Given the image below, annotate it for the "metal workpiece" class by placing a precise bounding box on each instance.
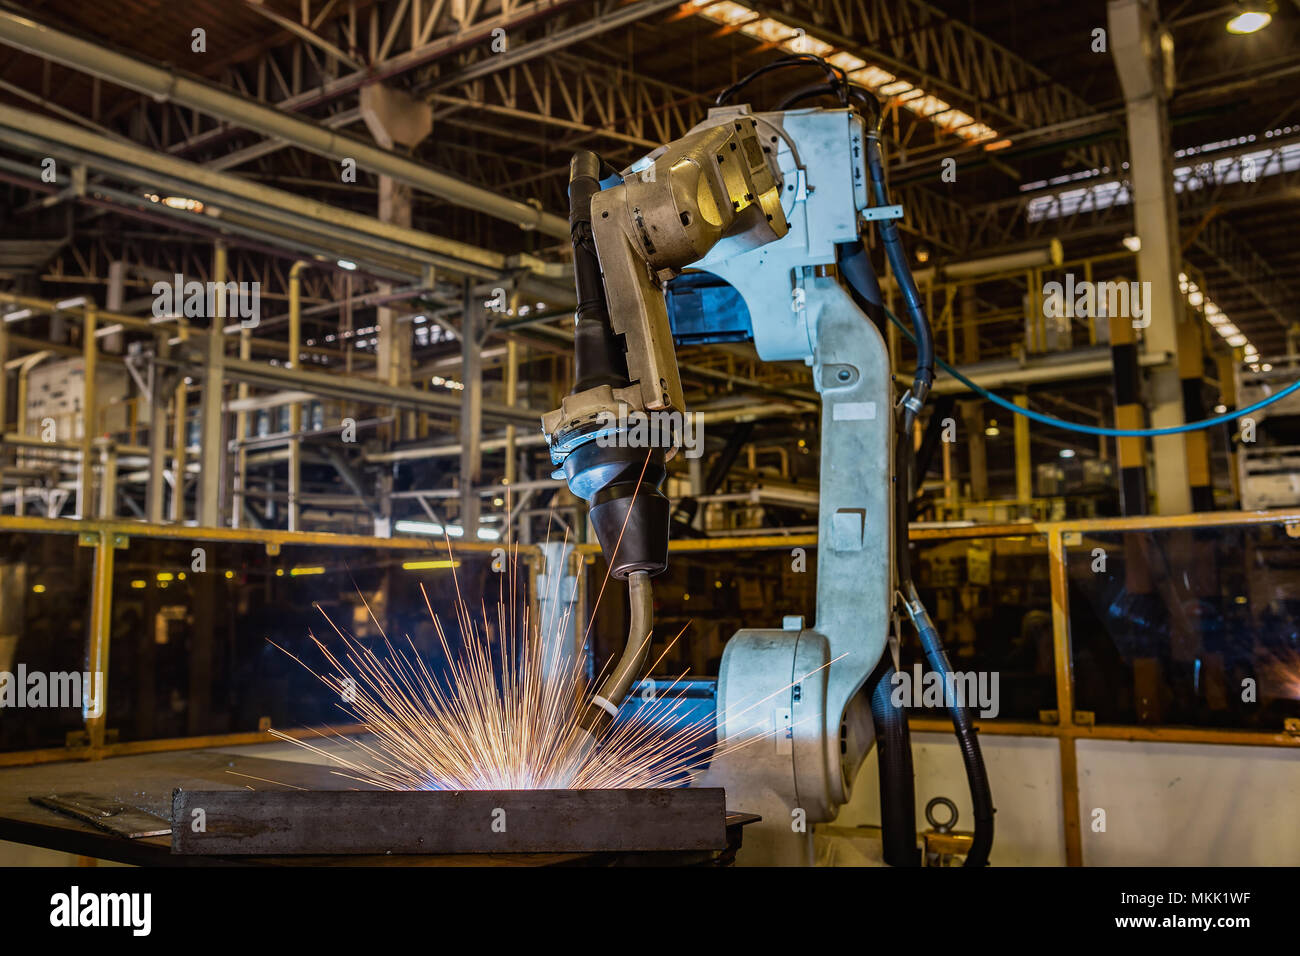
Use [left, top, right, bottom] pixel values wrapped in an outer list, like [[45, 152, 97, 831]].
[[172, 787, 728, 855]]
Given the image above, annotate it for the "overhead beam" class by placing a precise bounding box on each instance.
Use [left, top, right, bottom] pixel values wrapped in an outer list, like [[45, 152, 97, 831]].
[[0, 9, 569, 238]]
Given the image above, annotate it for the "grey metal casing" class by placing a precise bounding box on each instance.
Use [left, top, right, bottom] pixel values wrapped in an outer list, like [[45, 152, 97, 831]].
[[691, 108, 891, 864]]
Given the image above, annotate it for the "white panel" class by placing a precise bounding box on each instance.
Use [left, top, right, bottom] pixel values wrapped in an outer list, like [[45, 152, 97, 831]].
[[832, 731, 1066, 866], [1077, 739, 1300, 866]]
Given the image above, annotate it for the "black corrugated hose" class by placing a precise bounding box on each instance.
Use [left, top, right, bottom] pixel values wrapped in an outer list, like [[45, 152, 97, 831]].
[[867, 654, 921, 867]]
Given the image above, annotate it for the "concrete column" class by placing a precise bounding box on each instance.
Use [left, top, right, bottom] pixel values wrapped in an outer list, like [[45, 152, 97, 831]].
[[960, 400, 988, 502], [197, 243, 227, 527], [145, 341, 169, 524], [287, 261, 307, 533], [169, 349, 187, 522], [103, 261, 126, 354], [362, 84, 431, 439], [0, 325, 8, 436], [460, 278, 482, 538], [1014, 394, 1032, 505], [1108, 0, 1191, 514], [76, 305, 97, 519], [960, 285, 980, 365]]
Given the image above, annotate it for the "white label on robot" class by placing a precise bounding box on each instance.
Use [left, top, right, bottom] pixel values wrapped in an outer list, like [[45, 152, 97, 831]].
[[832, 402, 876, 421]]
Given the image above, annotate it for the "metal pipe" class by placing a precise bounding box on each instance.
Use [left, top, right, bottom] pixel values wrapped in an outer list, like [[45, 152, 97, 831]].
[[197, 243, 227, 527], [586, 571, 654, 732], [0, 326, 8, 434], [14, 351, 52, 436], [76, 305, 97, 519], [364, 431, 548, 463], [879, 241, 1064, 289], [505, 290, 521, 489], [0, 105, 510, 280], [84, 530, 115, 750], [95, 439, 117, 519], [145, 345, 169, 523], [232, 318, 251, 527], [170, 320, 189, 523], [0, 12, 568, 239], [288, 261, 306, 533]]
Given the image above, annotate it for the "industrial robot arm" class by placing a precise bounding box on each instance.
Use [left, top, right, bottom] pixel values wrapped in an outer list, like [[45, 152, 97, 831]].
[[543, 74, 991, 867], [542, 117, 789, 731]]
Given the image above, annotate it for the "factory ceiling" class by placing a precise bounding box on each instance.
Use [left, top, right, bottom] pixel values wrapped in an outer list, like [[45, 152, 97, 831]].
[[0, 0, 1296, 353]]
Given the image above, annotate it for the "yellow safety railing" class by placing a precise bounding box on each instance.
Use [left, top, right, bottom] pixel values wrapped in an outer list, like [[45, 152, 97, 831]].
[[1, 509, 1298, 867]]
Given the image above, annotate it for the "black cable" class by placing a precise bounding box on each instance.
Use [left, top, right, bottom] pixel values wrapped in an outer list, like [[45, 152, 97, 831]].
[[905, 581, 996, 867], [777, 79, 882, 130], [866, 654, 920, 867], [567, 151, 628, 393], [864, 133, 933, 430], [716, 53, 849, 108], [834, 239, 886, 336]]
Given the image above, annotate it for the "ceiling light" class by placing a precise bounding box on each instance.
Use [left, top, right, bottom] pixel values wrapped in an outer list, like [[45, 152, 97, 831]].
[[336, 259, 357, 270], [1122, 235, 1141, 252], [1059, 448, 1076, 459], [1226, 2, 1273, 34]]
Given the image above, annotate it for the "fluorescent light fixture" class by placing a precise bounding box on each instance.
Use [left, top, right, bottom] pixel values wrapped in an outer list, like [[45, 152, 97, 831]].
[[337, 259, 357, 270], [395, 520, 447, 536], [289, 566, 326, 577], [1122, 235, 1141, 252], [401, 559, 460, 571], [1059, 448, 1076, 459]]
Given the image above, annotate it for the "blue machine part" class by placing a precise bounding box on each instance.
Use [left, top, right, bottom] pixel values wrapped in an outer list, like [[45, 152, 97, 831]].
[[664, 272, 753, 345], [610, 677, 719, 785]]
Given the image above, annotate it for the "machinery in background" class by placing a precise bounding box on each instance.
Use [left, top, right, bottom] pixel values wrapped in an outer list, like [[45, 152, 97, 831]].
[[1237, 354, 1300, 510], [541, 56, 993, 866]]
